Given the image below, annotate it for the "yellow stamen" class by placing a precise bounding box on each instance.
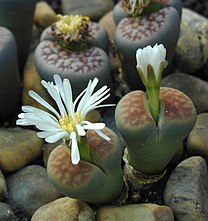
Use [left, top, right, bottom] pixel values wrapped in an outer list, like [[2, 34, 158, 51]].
[[59, 112, 82, 133], [55, 14, 90, 36]]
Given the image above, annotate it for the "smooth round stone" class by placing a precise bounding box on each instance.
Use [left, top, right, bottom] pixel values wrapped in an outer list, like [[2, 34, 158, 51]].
[[31, 197, 95, 221], [174, 8, 208, 73], [5, 165, 63, 218], [99, 10, 116, 41], [62, 0, 114, 21], [0, 170, 7, 201], [187, 113, 208, 156], [34, 1, 57, 28], [0, 202, 17, 221], [97, 204, 174, 221], [0, 127, 43, 173], [164, 156, 208, 221]]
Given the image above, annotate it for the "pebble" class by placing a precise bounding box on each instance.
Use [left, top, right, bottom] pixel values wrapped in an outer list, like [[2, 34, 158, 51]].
[[187, 113, 208, 156], [5, 165, 62, 218], [0, 127, 43, 173], [97, 203, 174, 221], [164, 156, 208, 221], [99, 11, 116, 41], [0, 202, 17, 221], [34, 1, 57, 28], [62, 0, 114, 21], [0, 170, 7, 201], [174, 8, 208, 73], [161, 73, 208, 113], [31, 197, 95, 221]]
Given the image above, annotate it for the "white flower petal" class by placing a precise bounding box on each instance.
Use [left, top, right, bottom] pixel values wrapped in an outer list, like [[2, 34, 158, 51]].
[[19, 112, 60, 131], [80, 86, 111, 117], [82, 121, 105, 130], [136, 44, 167, 81], [45, 131, 68, 143], [28, 90, 61, 118], [76, 124, 86, 136], [22, 106, 59, 125], [76, 79, 93, 113], [41, 80, 67, 118], [63, 78, 75, 120], [37, 131, 61, 138], [16, 119, 32, 126], [95, 129, 111, 141], [81, 93, 110, 117], [54, 74, 66, 104], [70, 132, 80, 165]]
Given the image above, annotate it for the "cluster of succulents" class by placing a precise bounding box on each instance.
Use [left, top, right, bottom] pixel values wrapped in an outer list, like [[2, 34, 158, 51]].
[[1, 0, 197, 206]]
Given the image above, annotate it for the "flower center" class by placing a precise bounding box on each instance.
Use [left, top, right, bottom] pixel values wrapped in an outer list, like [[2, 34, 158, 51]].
[[59, 112, 82, 133], [55, 14, 90, 36], [51, 14, 93, 51]]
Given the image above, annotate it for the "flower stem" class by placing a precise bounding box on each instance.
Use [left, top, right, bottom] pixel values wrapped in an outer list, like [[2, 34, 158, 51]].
[[146, 86, 160, 124], [79, 137, 92, 163]]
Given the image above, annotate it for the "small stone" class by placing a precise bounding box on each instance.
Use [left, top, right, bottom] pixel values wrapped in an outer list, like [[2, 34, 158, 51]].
[[0, 170, 7, 201], [161, 73, 208, 113], [0, 202, 17, 221], [62, 0, 114, 21], [5, 165, 62, 217], [99, 11, 116, 41], [164, 156, 208, 221], [31, 197, 95, 221], [34, 1, 57, 28], [187, 113, 208, 156], [174, 8, 208, 73], [97, 204, 174, 221], [0, 127, 43, 173]]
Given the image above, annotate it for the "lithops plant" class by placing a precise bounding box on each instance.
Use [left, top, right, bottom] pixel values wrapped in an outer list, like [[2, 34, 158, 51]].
[[0, 0, 37, 74], [34, 14, 113, 99], [115, 44, 196, 185], [17, 75, 125, 204], [0, 26, 21, 119], [113, 0, 182, 25], [47, 127, 124, 204], [113, 0, 182, 90]]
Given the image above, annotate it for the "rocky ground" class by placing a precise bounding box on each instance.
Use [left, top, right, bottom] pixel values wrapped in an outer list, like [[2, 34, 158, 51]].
[[1, 0, 208, 221]]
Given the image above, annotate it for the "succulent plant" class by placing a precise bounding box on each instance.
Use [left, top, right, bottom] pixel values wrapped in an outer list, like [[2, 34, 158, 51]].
[[34, 14, 113, 99], [0, 0, 37, 74], [113, 0, 182, 90], [17, 75, 125, 204], [115, 87, 196, 176], [47, 127, 124, 204], [0, 26, 21, 119], [115, 44, 197, 179]]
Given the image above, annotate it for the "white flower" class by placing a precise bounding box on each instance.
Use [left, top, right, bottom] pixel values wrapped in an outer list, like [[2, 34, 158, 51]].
[[16, 75, 114, 165], [136, 44, 168, 85]]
